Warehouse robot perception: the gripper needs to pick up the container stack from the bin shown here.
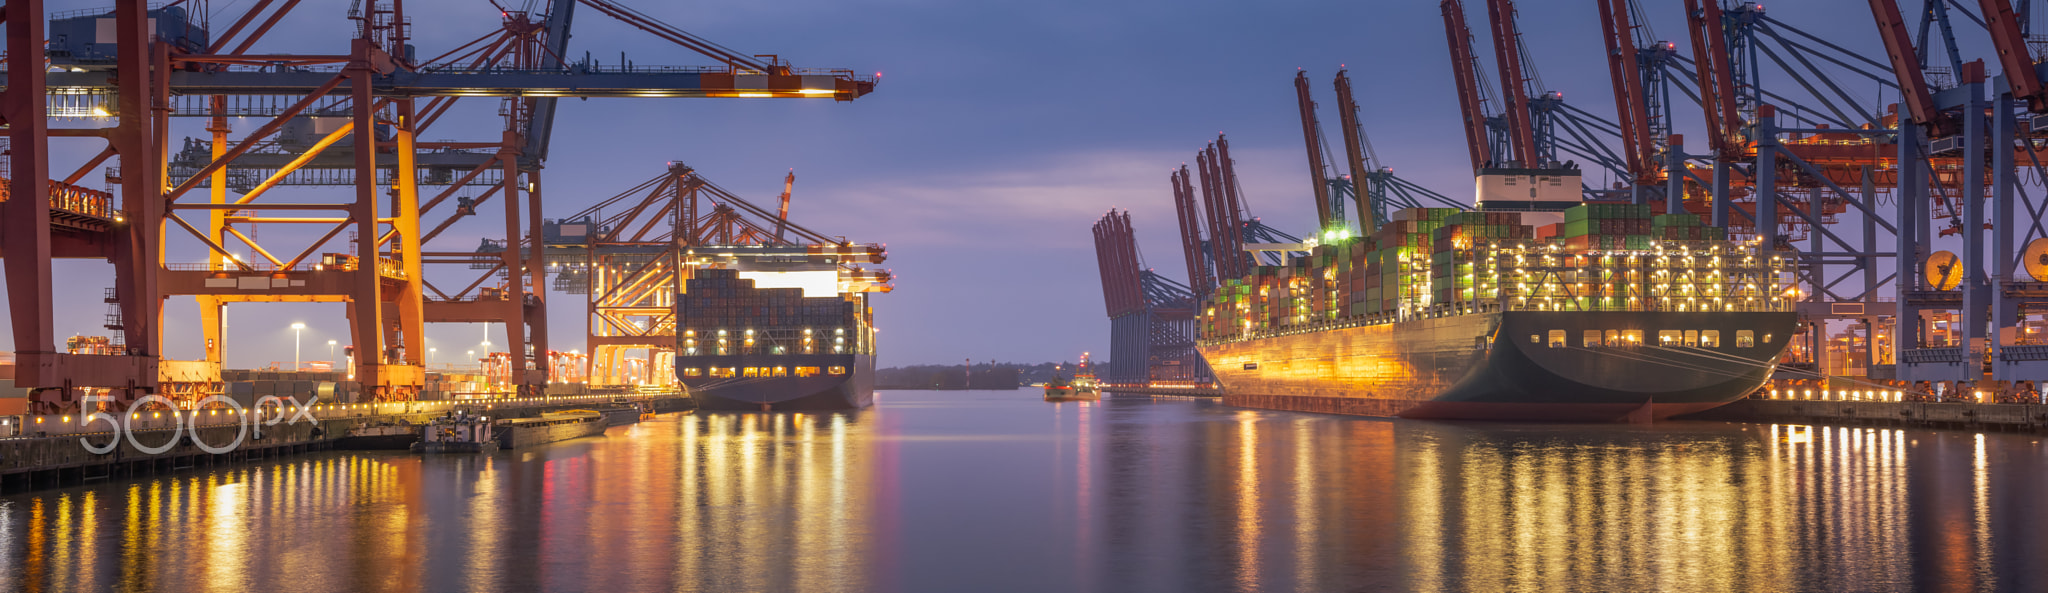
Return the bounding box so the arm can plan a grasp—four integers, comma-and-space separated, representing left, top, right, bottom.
1428, 211, 1532, 305
1650, 212, 1729, 241
1561, 203, 1654, 250
679, 268, 858, 351
1198, 201, 1790, 343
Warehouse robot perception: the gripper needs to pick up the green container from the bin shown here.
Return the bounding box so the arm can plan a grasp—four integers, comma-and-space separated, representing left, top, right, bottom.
1565, 205, 1591, 222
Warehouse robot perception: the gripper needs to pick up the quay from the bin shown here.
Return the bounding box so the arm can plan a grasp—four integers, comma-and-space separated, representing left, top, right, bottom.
1683, 397, 2048, 433
0, 393, 692, 492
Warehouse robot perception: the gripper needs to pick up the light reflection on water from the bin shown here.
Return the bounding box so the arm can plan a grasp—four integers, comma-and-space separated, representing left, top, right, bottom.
0, 391, 2044, 592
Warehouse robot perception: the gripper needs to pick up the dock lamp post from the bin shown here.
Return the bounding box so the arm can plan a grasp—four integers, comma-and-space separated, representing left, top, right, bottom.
429, 347, 437, 368
328, 340, 337, 366
291, 323, 306, 371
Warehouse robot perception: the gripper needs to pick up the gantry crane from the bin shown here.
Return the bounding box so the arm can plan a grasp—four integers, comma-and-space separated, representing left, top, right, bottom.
1331, 69, 1468, 230
1092, 210, 1205, 386
543, 162, 887, 387
3, 0, 876, 411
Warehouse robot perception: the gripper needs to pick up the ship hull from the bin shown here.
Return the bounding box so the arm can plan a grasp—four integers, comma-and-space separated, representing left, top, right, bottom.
680, 354, 875, 411
1200, 311, 1798, 422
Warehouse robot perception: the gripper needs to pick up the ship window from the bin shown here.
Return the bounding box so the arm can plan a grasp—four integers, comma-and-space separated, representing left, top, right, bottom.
743, 367, 761, 378
1764, 333, 1773, 344
828, 366, 848, 376
1547, 330, 1566, 348
1737, 330, 1755, 347
796, 366, 821, 378
1531, 334, 1541, 344
1659, 330, 1683, 346
1684, 330, 1699, 347
683, 368, 703, 378
1605, 330, 1621, 346
1583, 330, 1602, 347
1701, 330, 1720, 347
772, 366, 787, 377
1623, 330, 1643, 345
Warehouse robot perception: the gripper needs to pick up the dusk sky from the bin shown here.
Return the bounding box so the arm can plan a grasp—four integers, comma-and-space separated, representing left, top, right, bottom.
7, 0, 1999, 367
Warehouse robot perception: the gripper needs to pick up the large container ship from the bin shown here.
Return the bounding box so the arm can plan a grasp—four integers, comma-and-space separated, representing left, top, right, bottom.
1199, 188, 1798, 422
675, 246, 888, 411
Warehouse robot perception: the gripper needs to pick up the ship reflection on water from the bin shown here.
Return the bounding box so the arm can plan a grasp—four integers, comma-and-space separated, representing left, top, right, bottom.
0, 392, 2045, 592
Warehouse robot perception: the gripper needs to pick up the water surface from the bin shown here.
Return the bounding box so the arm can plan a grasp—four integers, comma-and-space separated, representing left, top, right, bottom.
1, 390, 2043, 592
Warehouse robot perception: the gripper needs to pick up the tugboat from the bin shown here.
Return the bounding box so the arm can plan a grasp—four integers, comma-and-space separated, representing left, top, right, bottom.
1044, 355, 1101, 402
412, 411, 497, 454
1071, 352, 1101, 396
1044, 373, 1078, 400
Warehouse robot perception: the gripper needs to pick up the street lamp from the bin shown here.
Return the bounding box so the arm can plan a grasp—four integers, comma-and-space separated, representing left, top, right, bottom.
327, 340, 337, 365
291, 323, 306, 371
429, 347, 437, 367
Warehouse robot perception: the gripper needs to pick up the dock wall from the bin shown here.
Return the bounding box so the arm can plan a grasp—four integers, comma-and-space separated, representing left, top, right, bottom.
0, 393, 691, 492
1681, 399, 2048, 432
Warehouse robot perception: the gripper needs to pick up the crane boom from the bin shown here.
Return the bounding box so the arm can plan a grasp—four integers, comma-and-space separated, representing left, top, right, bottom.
1868, 0, 1954, 136
1333, 69, 1377, 233
773, 170, 794, 243
1980, 0, 2047, 112
1196, 145, 1235, 282
1598, 0, 1657, 184
1483, 0, 1539, 167
1170, 166, 1214, 299
1685, 0, 1743, 156
1216, 135, 1252, 279
1294, 71, 1335, 230
1441, 0, 1493, 171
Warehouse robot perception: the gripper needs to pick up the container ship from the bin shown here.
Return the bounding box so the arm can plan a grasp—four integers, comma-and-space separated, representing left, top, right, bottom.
1199, 179, 1798, 422
675, 246, 889, 411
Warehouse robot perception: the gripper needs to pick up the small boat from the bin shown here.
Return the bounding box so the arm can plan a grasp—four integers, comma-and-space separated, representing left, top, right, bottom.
1071, 352, 1101, 396
495, 409, 609, 448
413, 412, 498, 454
1044, 374, 1078, 400
1045, 355, 1101, 402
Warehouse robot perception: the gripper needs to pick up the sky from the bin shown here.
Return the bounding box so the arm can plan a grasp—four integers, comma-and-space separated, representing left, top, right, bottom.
9, 0, 2030, 368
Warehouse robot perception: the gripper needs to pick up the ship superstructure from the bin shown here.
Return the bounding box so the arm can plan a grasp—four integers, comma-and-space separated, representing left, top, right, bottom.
676, 245, 891, 410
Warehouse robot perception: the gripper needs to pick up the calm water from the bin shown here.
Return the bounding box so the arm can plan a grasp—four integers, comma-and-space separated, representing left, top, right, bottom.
1, 390, 2046, 592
